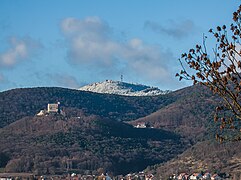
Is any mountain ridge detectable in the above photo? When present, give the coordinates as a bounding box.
[0,85,239,177]
[79,80,171,96]
[0,86,173,128]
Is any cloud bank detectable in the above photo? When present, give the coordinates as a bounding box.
[60,17,177,87]
[0,36,42,68]
[144,19,196,39]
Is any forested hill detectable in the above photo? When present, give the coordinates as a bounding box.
[146,140,241,179]
[0,109,186,175]
[0,85,231,176]
[129,85,220,141]
[0,87,174,128]
[0,85,217,129]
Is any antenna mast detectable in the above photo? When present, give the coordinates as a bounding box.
[121,75,123,82]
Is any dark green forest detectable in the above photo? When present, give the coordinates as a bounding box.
[0,85,239,176]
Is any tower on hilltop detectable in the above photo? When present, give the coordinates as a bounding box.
[121,75,123,82]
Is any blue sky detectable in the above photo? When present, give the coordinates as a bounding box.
[0,0,240,91]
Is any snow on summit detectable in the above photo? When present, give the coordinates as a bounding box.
[79,80,171,96]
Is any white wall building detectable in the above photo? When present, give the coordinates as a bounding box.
[47,102,60,113]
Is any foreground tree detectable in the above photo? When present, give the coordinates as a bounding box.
[176,5,241,142]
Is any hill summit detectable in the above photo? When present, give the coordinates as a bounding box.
[79,80,171,96]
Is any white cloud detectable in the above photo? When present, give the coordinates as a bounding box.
[60,17,177,87]
[0,36,42,68]
[144,19,196,39]
[61,17,119,66]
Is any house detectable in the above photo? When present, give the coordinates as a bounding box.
[189,173,202,180]
[96,173,106,180]
[145,174,154,180]
[0,173,34,180]
[134,123,147,128]
[81,175,95,180]
[203,172,212,180]
[211,174,221,180]
[178,173,188,180]
[106,173,112,180]
[70,173,79,180]
[0,178,13,180]
[169,174,178,180]
[138,171,145,180]
[37,110,45,116]
[126,173,133,180]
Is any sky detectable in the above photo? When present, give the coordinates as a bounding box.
[0,0,240,92]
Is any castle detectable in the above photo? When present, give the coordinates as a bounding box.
[36,102,62,116]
